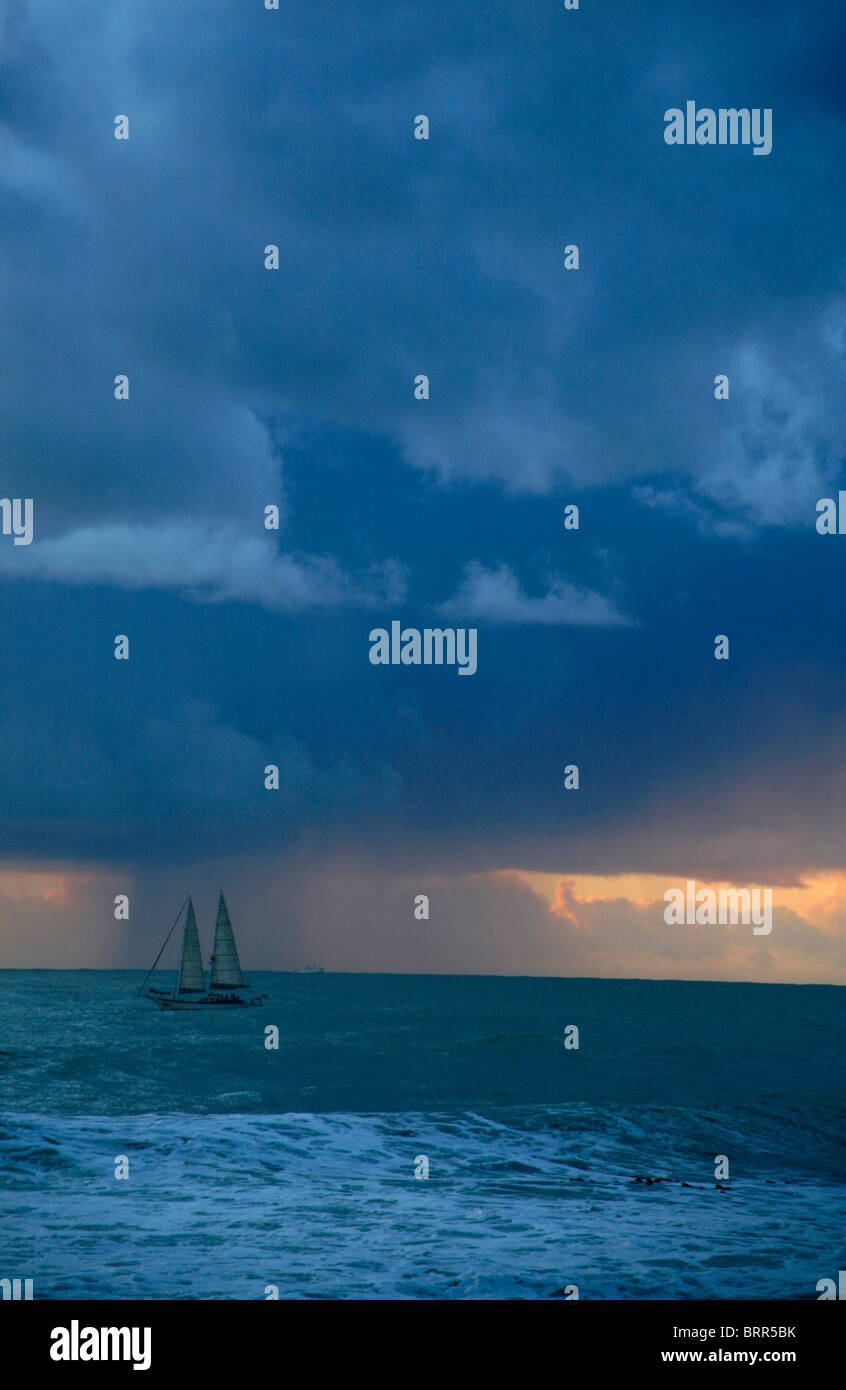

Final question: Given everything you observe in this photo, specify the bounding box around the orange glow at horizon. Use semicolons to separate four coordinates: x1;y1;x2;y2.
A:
0;869;91;905
508;869;846;929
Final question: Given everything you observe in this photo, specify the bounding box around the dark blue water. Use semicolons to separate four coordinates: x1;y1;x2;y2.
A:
0;972;842;1299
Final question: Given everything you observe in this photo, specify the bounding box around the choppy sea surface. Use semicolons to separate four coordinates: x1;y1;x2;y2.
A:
0;971;842;1299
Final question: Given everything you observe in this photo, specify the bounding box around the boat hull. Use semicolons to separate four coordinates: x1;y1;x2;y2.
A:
157;994;262;1010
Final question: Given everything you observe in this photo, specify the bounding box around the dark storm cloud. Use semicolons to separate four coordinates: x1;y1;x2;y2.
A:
0;0;845;920
2;0;843;520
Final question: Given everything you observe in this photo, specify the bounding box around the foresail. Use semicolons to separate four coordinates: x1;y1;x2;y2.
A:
178;898;206;993
209;893;244;989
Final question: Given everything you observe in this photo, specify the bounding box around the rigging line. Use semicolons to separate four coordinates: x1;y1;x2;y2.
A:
136;894;189;996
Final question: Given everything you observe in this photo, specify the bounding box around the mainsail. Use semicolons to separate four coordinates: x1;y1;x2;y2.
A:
178;897;206;993
209;892;244;990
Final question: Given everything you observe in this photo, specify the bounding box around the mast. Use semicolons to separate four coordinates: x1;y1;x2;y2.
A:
137;895;188;996
209;892;245;990
177;897;206;994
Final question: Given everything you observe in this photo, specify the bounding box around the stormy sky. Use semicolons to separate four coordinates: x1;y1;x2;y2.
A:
1;0;845;980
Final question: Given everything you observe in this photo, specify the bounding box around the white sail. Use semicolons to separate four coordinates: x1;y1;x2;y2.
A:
209;892;244;989
178;897;206;993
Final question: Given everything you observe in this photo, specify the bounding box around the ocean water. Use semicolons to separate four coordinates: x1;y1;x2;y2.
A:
0;971;842;1300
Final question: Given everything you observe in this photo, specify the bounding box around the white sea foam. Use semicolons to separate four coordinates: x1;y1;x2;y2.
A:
0;1107;842;1300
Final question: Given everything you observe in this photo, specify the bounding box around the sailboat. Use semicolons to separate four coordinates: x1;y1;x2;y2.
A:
139;893;263;1009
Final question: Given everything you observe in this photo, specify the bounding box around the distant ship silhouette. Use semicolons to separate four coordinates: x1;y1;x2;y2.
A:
139;893;264;1009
